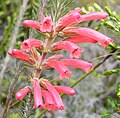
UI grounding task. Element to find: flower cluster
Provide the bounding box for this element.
[16,78,75,111]
[8,8,113,111]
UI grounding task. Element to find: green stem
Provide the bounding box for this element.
[8,101,20,108]
[70,49,117,88]
[70,68,94,88]
[37,109,47,118]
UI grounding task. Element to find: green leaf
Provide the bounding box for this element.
[117,82,120,97]
[115,56,120,60]
[104,21,115,29]
[105,6,112,15]
[103,69,120,76]
[81,7,89,14]
[106,42,118,50]
[107,97,118,111]
[101,109,111,118]
[94,3,103,11]
[117,92,120,97]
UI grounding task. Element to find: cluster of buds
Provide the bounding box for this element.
[8,8,113,111]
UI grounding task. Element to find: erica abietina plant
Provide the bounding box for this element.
[8,8,113,111]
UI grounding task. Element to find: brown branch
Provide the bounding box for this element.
[0,0,28,82]
[2,62,23,118]
[93,49,117,69]
[2,0,29,117]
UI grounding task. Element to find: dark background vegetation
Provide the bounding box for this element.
[0,0,120,118]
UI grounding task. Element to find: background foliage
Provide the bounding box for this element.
[0,0,120,118]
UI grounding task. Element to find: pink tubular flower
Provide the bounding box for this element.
[40,17,53,32]
[21,38,43,52]
[56,8,82,31]
[66,35,97,43]
[23,20,41,30]
[8,49,35,64]
[54,86,76,96]
[31,78,43,108]
[47,60,71,80]
[51,41,83,58]
[63,27,113,48]
[79,12,108,23]
[41,90,56,111]
[59,59,93,72]
[41,80,64,110]
[16,87,31,100]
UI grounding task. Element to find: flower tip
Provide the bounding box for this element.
[70,89,76,96]
[70,48,83,58]
[85,67,93,73]
[59,106,64,110]
[33,104,42,109]
[8,49,18,55]
[16,87,30,101]
[23,20,41,30]
[16,93,22,100]
[102,38,113,48]
[56,105,64,110]
[60,70,71,80]
[22,41,29,47]
[23,20,27,24]
[11,49,18,54]
[22,20,30,26]
[91,63,94,67]
[8,51,12,55]
[83,62,93,72]
[103,12,109,18]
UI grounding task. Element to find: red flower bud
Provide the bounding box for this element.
[54,86,76,96]
[23,20,41,30]
[16,87,31,100]
[8,49,35,64]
